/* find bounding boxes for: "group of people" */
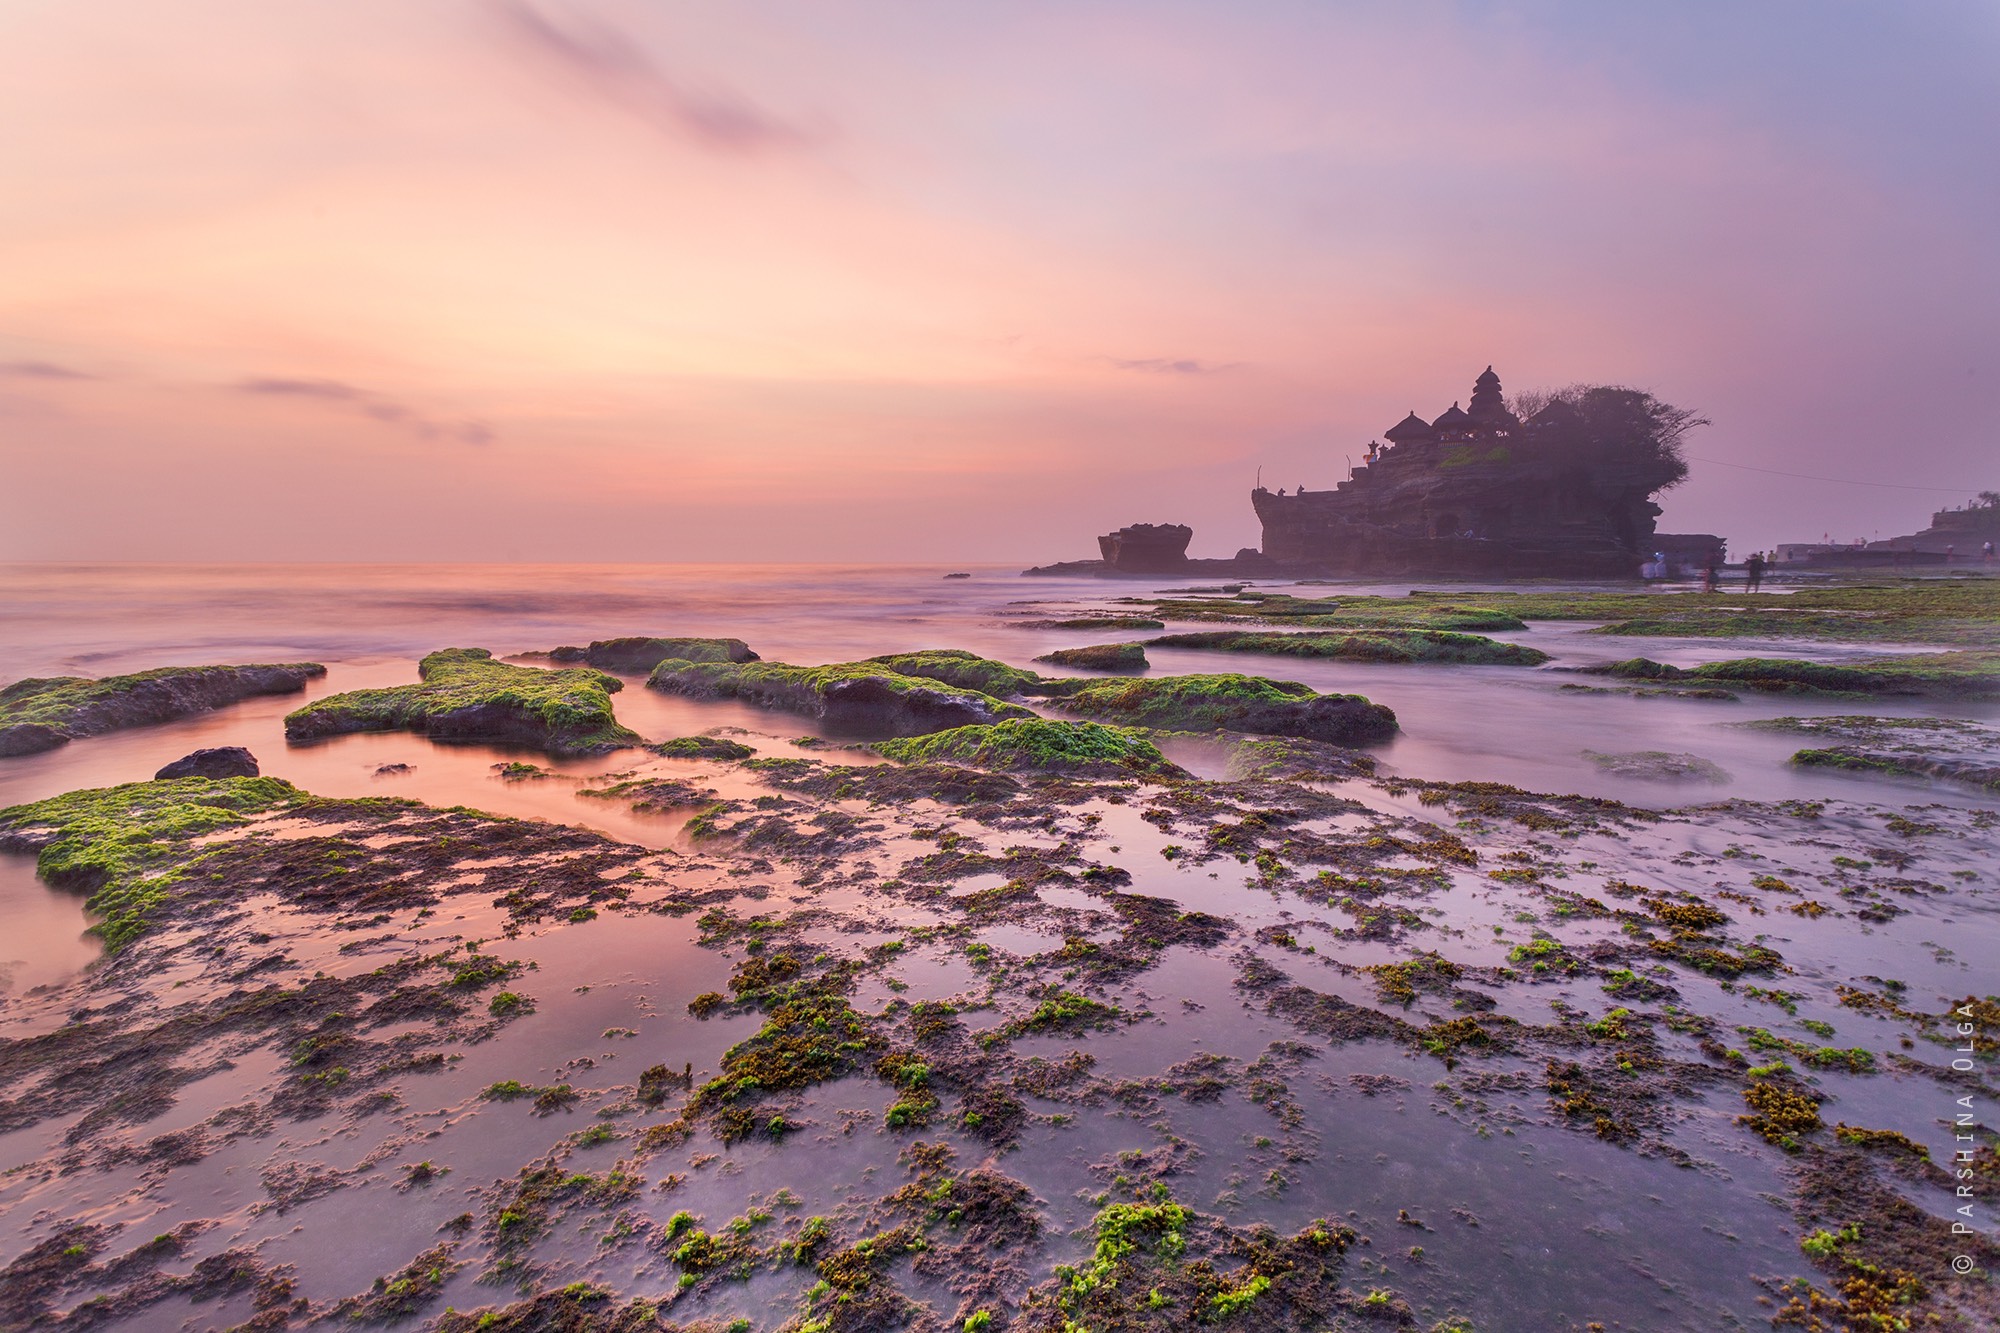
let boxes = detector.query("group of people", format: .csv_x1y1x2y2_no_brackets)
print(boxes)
1652,550,1766,591
1697,550,1765,592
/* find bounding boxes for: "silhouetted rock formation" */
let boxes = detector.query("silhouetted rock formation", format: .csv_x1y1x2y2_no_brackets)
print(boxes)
1254,369,1701,577
1097,523,1193,573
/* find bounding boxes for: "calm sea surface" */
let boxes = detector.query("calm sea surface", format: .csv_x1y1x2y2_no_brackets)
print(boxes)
2,561,1988,815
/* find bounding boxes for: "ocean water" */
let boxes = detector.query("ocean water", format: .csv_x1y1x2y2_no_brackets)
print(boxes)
2,561,1989,813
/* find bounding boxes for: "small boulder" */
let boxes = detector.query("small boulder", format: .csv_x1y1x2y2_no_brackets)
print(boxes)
155,746,260,780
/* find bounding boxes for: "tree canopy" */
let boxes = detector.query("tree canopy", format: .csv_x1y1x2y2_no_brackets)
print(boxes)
1512,385,1707,491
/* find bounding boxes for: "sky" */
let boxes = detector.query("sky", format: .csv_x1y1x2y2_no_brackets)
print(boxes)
2,0,1996,563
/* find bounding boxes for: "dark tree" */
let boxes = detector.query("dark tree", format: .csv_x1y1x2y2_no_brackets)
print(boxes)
1513,384,1707,490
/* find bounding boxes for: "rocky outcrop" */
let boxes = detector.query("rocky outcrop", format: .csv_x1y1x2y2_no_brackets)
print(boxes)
1255,372,1697,577
1097,523,1193,572
863,650,1041,698
548,637,759,672
1145,629,1548,666
284,649,639,755
1035,644,1149,672
1043,673,1397,745
647,659,1036,736
873,719,1180,777
0,664,327,758
155,747,261,779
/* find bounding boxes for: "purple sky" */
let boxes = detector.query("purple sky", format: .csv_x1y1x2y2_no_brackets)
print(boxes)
2,1,1995,562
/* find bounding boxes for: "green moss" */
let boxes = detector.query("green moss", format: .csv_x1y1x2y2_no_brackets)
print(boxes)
1008,988,1122,1036
1749,716,2000,791
694,981,881,1114
1585,650,2000,699
649,658,1036,734
1147,628,1547,666
0,776,305,950
285,649,640,755
863,649,1042,697
653,735,757,760
560,636,758,672
1048,673,1397,745
1035,642,1150,672
1144,591,1528,633
0,663,326,756
1020,616,1165,631
873,719,1179,777
1791,748,1914,776
1148,580,2000,646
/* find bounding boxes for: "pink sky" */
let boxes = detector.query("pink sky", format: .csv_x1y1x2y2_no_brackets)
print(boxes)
2,1,1995,562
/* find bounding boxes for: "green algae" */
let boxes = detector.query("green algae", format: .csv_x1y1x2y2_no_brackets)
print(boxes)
1143,591,1528,633
1019,615,1165,631
1033,642,1149,672
863,649,1042,697
648,658,1036,735
1737,714,2000,792
0,663,326,757
873,719,1179,777
1148,579,2000,645
551,636,759,672
1028,1195,1358,1333
1047,673,1398,745
1146,628,1548,666
0,776,306,950
653,735,757,760
285,649,640,755
1585,650,2000,699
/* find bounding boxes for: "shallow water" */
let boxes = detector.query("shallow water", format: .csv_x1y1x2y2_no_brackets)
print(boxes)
1,564,1995,1329
4,563,1990,816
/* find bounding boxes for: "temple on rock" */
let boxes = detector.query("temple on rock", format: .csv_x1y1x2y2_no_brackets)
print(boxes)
1252,367,1709,577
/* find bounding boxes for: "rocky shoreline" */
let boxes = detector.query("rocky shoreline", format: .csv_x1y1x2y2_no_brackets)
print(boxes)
0,579,1995,1332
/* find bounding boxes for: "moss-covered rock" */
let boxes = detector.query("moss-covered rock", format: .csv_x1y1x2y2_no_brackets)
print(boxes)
1581,750,1731,782
1146,580,2000,646
1146,628,1548,666
0,776,307,950
1585,651,2000,699
1751,716,2000,792
1046,673,1397,745
874,719,1180,777
648,659,1035,736
550,636,758,672
1221,735,1379,782
1145,591,1528,632
1017,616,1165,631
1034,643,1149,672
0,663,326,758
863,649,1042,698
285,649,639,755
653,735,756,760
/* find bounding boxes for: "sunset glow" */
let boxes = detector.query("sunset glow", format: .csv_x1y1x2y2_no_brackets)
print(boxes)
3,1,1994,560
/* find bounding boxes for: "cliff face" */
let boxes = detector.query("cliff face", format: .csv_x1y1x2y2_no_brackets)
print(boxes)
1096,523,1192,572
1873,502,2000,552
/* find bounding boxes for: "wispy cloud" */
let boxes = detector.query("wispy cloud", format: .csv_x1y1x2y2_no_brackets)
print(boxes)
0,360,95,380
491,0,816,156
1110,357,1240,375
237,377,492,444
